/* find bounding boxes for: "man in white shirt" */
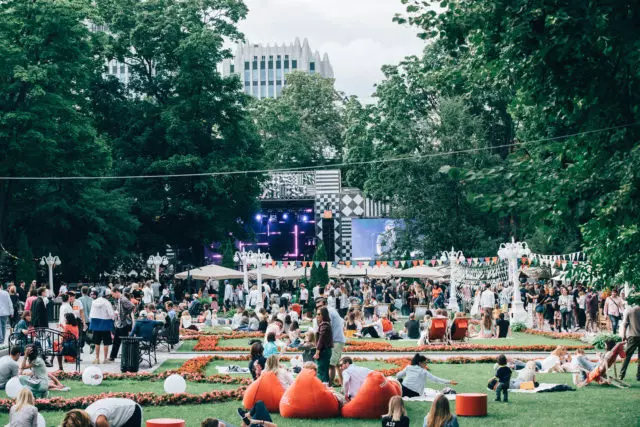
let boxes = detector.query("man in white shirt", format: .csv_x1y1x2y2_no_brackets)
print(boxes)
58,293,74,326
0,284,14,345
340,357,372,400
223,280,234,310
142,283,154,305
79,397,142,427
480,283,496,316
299,284,309,308
247,285,261,309
312,284,321,301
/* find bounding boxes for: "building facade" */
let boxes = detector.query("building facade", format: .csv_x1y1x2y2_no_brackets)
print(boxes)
221,38,334,99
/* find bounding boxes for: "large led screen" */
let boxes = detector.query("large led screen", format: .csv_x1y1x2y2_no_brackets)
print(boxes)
351,218,404,260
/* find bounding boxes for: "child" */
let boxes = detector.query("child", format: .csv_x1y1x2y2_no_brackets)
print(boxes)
263,332,279,358
494,353,512,402
381,395,409,427
202,304,213,327
554,307,562,331
288,321,301,348
298,331,317,362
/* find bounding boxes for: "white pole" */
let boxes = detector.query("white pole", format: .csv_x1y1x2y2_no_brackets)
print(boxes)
48,264,54,295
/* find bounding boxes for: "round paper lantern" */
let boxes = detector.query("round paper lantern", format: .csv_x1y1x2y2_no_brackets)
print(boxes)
37,413,46,427
82,366,104,386
163,374,187,394
5,377,25,399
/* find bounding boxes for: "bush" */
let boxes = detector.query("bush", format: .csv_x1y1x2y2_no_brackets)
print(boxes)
511,322,527,332
591,333,622,350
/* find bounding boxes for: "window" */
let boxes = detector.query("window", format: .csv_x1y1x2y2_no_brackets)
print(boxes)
260,85,266,98
276,80,282,85
244,61,250,70
244,80,250,86
268,69,274,80
244,69,250,82
260,80,266,86
252,60,257,70
310,62,316,72
292,60,298,69
260,63,266,82
230,64,235,73
284,59,289,69
285,55,289,60
268,80,274,85
276,60,281,69
269,55,273,60
268,60,273,69
111,65,117,74
120,65,125,74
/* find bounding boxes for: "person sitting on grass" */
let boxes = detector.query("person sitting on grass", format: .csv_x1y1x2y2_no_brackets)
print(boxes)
263,332,279,358
265,355,294,390
180,310,199,332
540,345,569,373
381,395,409,427
340,357,373,401
9,388,39,427
495,313,511,338
248,342,266,380
19,345,69,396
396,354,457,398
424,393,459,427
358,314,383,338
493,354,512,402
510,360,537,389
0,346,20,390
570,348,597,384
404,313,421,340
298,331,317,362
237,401,278,427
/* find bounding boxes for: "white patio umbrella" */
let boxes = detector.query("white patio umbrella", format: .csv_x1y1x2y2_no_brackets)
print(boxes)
293,265,342,279
337,264,402,278
251,266,304,280
174,264,246,281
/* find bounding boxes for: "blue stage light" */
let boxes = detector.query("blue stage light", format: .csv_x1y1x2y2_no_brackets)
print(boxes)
255,214,262,221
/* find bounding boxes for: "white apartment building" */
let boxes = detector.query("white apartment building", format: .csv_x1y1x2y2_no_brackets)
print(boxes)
221,38,334,98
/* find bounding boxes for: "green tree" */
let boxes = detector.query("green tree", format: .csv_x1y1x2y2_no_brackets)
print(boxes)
93,0,263,265
252,72,345,168
342,97,375,189
221,240,236,270
397,0,640,284
0,0,138,278
15,232,35,283
309,241,329,287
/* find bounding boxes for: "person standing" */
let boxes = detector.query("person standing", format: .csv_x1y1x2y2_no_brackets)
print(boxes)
299,283,309,310
142,283,154,305
109,288,135,361
89,291,114,364
585,288,599,332
604,289,625,334
480,283,495,317
0,283,15,345
30,288,49,329
223,280,234,311
78,287,93,352
313,307,333,383
619,302,640,382
16,281,27,303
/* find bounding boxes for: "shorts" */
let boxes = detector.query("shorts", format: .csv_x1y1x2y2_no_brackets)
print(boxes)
92,330,113,345
329,341,345,366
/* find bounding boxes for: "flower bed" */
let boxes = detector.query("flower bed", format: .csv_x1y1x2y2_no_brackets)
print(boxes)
522,329,585,341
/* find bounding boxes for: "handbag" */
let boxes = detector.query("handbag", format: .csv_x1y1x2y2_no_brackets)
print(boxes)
487,378,498,390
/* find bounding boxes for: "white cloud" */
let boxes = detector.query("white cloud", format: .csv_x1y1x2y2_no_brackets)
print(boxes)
236,0,426,103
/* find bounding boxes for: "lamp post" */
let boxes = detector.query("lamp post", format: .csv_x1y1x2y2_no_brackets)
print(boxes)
234,249,272,308
147,253,168,282
40,253,61,295
498,237,531,323
441,248,465,312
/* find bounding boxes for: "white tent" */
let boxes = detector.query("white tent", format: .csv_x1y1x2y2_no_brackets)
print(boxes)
251,266,304,280
336,264,402,278
293,265,342,279
174,264,246,281
397,265,447,280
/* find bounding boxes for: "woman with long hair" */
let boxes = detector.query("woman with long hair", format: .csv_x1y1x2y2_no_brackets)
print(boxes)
381,395,409,427
314,307,333,383
9,388,39,427
481,312,493,338
265,355,294,390
248,342,266,380
396,354,457,398
425,393,459,427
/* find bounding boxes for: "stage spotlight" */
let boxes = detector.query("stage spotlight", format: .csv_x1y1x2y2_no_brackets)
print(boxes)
282,213,289,220
302,215,308,222
255,214,262,221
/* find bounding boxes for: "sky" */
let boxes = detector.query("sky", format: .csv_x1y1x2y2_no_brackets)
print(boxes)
236,0,427,103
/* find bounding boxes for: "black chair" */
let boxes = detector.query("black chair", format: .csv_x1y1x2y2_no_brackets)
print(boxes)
157,317,180,351
30,328,81,372
139,326,159,368
8,332,30,355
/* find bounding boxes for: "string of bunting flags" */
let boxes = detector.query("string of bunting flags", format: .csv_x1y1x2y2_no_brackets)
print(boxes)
265,256,504,269
518,252,588,270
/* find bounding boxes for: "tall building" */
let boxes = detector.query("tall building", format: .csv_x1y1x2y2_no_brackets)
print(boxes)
221,38,334,99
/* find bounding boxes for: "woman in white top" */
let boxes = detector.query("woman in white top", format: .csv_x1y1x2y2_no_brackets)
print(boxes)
61,398,142,427
9,388,39,427
510,361,537,389
558,287,573,332
540,345,568,372
396,354,457,397
264,355,294,390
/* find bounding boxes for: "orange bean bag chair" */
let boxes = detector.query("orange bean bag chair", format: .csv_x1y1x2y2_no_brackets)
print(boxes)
243,371,285,412
279,369,340,418
382,318,393,333
342,372,401,419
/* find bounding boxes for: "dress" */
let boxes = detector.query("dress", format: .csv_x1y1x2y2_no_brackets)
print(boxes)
19,357,49,396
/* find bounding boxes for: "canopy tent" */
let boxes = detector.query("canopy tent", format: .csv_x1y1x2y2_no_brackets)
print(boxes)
521,266,551,280
174,264,246,281
336,264,402,278
396,265,447,280
293,265,342,279
251,266,304,280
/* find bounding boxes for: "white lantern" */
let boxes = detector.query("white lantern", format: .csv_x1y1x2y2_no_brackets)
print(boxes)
82,366,104,386
163,374,187,394
37,413,46,427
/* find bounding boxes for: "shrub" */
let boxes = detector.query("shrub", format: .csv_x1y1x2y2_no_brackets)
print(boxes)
511,322,527,332
591,333,622,350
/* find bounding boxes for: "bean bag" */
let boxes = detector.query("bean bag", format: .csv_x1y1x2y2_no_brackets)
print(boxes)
243,371,285,412
342,372,401,419
279,369,340,418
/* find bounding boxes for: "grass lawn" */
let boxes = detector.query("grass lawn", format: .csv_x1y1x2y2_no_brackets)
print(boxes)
177,332,585,352
2,360,637,426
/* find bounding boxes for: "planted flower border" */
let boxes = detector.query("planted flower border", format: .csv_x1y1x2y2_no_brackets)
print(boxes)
522,329,585,341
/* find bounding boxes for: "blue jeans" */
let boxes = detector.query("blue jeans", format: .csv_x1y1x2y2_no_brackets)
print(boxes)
609,315,621,334
0,316,7,345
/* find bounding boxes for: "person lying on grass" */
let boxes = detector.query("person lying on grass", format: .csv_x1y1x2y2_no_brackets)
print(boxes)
396,353,457,398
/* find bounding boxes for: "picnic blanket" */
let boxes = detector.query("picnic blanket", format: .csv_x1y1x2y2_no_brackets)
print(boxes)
402,388,457,402
510,383,575,393
216,365,250,374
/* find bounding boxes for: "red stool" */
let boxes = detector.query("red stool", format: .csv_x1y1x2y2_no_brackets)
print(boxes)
455,393,487,417
146,419,186,427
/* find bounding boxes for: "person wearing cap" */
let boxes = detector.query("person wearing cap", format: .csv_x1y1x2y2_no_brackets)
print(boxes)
130,311,164,342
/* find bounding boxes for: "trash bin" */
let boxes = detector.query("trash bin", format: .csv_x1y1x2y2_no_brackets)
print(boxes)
120,337,141,373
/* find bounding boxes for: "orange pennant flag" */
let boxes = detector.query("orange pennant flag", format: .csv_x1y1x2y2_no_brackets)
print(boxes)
419,260,425,266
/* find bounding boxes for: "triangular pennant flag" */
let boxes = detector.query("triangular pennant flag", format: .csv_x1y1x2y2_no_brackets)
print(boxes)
382,261,388,266
401,260,407,267
492,257,498,264
314,261,319,267
320,262,326,268
437,260,443,266
376,261,381,266
346,261,351,267
394,261,400,267
296,261,301,267
467,258,472,265
485,257,490,264
419,260,425,266
412,260,418,266
430,259,436,266
271,261,276,266
358,262,363,267
283,261,289,267
277,261,283,267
